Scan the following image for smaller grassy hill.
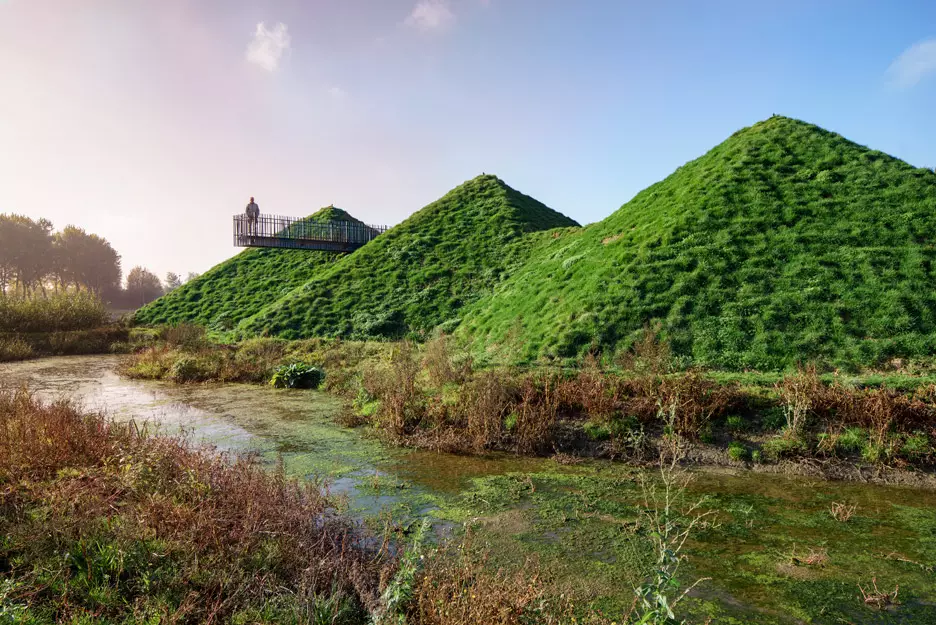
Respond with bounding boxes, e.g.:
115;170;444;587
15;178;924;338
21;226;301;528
458;116;936;370
134;207;363;331
237;175;579;339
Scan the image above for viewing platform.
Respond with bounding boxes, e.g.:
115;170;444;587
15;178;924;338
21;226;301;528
233;214;388;253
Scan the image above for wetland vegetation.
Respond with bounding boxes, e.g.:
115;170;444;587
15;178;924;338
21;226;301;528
3;359;935;624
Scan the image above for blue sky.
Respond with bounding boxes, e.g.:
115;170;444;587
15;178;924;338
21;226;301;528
1;0;934;279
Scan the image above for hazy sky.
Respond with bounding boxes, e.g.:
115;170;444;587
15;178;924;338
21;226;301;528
2;0;934;282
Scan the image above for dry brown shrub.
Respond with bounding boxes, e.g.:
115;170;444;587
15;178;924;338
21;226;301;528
158;322;207;350
513;373;561;454
363;341;426;439
460;370;516;451
830;501;857;523
623;370;738;439
0;389;391;620
859;577;900;609
409;538;567;625
615;322;672;375
561;352;620;419
775;366;830;436
422;333;472;387
834;387;930;445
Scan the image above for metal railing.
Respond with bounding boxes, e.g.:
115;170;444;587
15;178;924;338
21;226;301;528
233;214;388;252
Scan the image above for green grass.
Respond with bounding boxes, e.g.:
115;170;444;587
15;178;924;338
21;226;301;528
137;117;936;371
236;174;578;339
133;207;363;332
457;116;936;369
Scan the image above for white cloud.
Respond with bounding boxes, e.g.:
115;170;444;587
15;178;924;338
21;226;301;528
246;22;291;71
405;0;455;32
327;86;348;100
887;38;936;88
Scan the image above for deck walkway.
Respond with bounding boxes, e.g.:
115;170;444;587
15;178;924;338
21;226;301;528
233;214;388;253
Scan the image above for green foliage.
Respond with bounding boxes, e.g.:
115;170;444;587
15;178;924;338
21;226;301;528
374;519;431;624
836;427;866;453
169;356;202;383
0;336;33;362
0;292;108;332
900;431;932;461
458;116;936;369
727;441;747;461
134;207;360;331
762;435;808;460
239;175;578;340
270;363;325;389
760;407;787;431
137;177;578;344
725;415;745;434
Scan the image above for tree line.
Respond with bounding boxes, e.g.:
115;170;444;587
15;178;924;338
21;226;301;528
0;214;197;308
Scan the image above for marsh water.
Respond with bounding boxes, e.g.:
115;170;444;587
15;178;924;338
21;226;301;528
4;355;936;624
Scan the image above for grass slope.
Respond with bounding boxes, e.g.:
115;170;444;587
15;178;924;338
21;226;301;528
459;116;936;369
134;207;362;331
237;175;579;339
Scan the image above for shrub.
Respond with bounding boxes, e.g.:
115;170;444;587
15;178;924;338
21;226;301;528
405;534;561;625
422;333;472;387
459;370;515;451
727;441;747;461
837;427;866;453
762;436;808;460
0;336;33;362
760;406;787;431
0;390;389;622
725;414;745;434
862;441;885;464
158;322;208;351
776;366;823;438
169;356;203;383
363;342;425;438
270;363;326;389
646;370;739;439
0;292;107;333
900;431;932;462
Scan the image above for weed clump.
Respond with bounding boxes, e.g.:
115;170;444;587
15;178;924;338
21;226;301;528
271;363;326;389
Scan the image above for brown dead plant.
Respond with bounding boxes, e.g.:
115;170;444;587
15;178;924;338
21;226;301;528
830;501;857;523
859;577;899;609
422;333;472;387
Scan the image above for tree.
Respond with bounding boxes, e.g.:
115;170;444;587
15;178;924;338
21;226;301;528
165;272;182;291
126;266;164;306
185;272;201;283
0;214;54;294
53;226;122;295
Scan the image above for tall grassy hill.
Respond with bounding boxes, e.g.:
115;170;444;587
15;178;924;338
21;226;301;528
236;175;579;339
134;207;363;331
458;116;936;370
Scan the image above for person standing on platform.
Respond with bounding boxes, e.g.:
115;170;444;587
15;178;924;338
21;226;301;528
245;197;260;234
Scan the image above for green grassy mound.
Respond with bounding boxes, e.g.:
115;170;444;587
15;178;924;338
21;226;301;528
458;116;936;369
236;174;579;339
134;207;363;331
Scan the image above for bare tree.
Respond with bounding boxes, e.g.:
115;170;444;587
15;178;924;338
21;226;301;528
165;272;183;291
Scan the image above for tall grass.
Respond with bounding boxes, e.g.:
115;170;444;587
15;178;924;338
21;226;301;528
0;291;108;333
0;390;391;623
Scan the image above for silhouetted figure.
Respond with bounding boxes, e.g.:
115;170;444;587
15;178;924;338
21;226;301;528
245;197;260;234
